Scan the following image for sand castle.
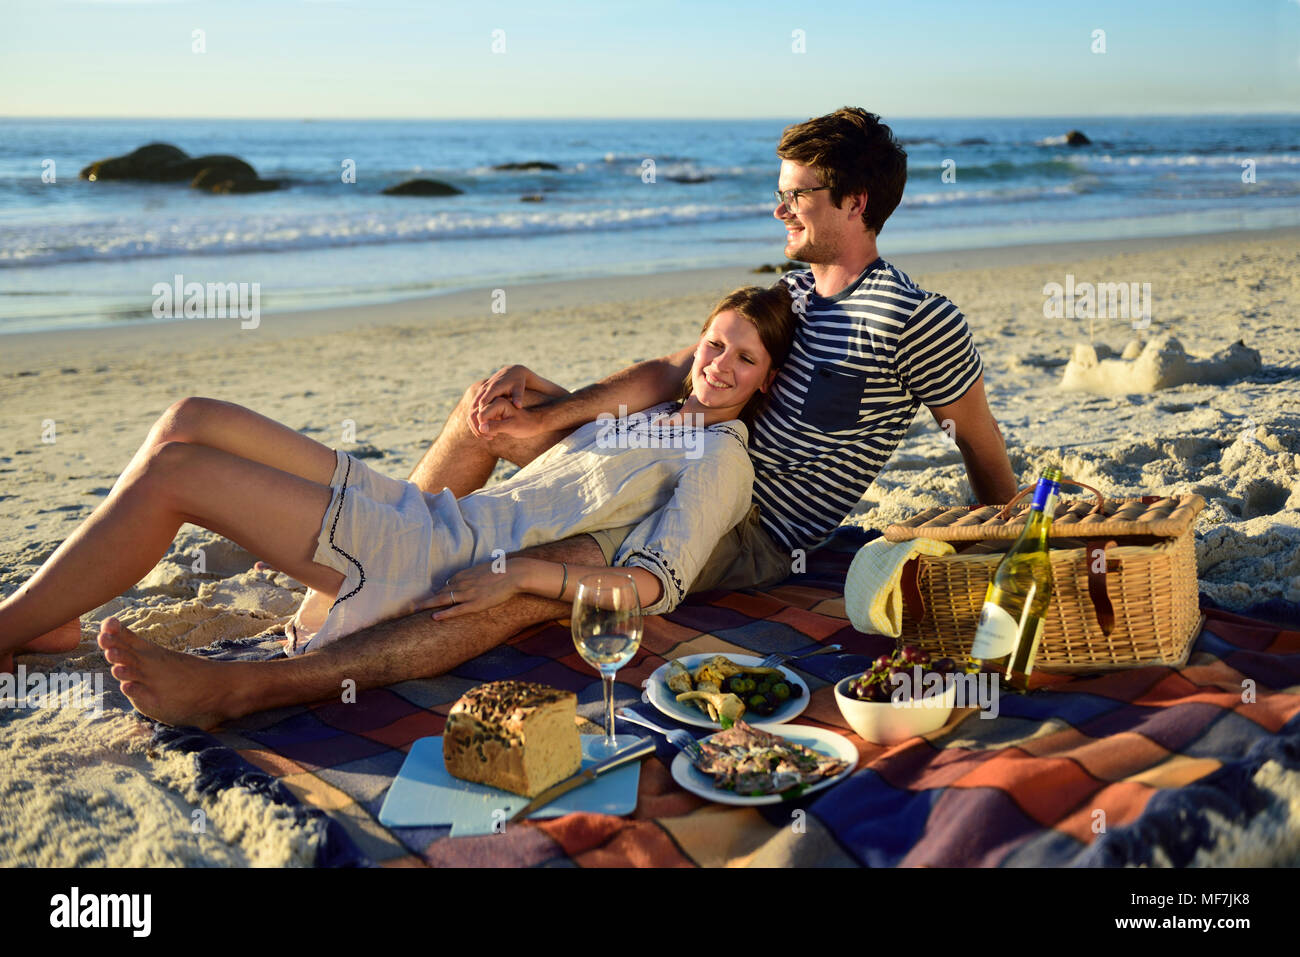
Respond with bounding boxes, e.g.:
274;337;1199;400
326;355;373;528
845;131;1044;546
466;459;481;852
1060;335;1262;394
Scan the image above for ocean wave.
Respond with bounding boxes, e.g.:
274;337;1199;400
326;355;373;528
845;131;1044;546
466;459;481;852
0;201;772;267
902;183;1090;207
0;179;1122;268
1086;153;1300;168
906;157;1083;180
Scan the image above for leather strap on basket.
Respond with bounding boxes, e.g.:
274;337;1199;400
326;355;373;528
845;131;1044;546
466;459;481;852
901;557;925;622
1084;538;1119;637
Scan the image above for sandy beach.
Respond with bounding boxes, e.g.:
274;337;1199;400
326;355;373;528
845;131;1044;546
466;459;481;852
2;226;1299;865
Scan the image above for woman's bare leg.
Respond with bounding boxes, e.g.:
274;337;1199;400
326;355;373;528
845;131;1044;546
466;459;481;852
11;397;339;659
115;396;338;493
0;441;344;653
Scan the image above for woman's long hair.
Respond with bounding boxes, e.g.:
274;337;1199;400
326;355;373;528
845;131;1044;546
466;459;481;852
677;284;797;429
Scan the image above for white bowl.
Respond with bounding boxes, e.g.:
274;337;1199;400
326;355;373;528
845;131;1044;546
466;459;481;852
834;673;957;746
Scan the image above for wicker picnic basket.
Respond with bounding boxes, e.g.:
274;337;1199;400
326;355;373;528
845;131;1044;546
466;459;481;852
882;479;1206;671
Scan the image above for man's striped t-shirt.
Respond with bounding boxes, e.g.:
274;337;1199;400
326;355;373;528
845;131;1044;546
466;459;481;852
748;257;984;553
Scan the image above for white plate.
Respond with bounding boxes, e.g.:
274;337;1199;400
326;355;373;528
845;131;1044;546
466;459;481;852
644;653;809;728
670;724;858;806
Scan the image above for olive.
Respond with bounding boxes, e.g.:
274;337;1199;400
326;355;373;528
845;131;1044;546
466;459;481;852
772;682;791;700
748;694;768;709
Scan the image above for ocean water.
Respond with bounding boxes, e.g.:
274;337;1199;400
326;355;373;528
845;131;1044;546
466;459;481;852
0;115;1297;334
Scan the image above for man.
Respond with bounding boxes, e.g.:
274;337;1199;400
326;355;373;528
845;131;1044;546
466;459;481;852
99;107;1016;729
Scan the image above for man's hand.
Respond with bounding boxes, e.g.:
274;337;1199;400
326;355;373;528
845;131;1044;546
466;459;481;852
472;396;548;440
465;346;691;445
421;560;529;620
469;365;532;437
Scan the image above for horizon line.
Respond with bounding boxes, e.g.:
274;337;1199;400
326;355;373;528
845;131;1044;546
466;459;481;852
3;110;1300;122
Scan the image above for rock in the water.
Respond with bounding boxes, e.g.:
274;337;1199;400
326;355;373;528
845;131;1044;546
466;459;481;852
492;161;559;171
81;144;280;192
164;155;258;183
204;175;282;194
189;159;281;193
1037;130;1093;147
80;142;188;181
1060;335;1262;393
752;260;808;273
520;194;544;202
382;178;463;196
665;173;713;183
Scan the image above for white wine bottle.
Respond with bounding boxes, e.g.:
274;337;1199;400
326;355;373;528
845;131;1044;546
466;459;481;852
970;467;1063;692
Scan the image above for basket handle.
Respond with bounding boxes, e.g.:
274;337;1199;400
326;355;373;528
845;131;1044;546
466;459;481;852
995;476;1105;522
996;478;1114;637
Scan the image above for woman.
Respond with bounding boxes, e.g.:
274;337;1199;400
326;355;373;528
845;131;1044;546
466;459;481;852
1;284;795;663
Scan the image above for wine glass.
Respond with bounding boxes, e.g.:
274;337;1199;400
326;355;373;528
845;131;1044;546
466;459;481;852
571;573;643;756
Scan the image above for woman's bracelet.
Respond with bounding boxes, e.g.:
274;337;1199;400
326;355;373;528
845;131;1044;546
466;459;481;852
557;562;568;600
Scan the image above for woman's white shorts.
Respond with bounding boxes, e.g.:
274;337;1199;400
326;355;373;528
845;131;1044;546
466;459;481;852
284;449;439;655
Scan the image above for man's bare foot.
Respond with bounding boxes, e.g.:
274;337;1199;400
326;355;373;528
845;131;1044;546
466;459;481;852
21;618;83;654
97;617;242;730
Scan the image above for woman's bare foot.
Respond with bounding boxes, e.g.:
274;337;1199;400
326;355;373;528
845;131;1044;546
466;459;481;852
97;617;244;730
1;620;82;672
21;619;83;654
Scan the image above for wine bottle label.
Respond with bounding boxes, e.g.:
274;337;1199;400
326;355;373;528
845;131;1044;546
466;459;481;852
971;601;1019;658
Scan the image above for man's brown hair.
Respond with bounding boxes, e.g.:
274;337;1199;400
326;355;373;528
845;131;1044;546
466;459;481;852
777;107;908;235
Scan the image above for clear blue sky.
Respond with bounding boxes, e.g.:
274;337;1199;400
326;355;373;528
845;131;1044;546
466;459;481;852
2;0;1297;118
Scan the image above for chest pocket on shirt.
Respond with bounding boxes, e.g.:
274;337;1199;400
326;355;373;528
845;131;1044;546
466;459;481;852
799;362;867;432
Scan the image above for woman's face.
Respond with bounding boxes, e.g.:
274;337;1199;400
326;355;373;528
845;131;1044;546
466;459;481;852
690;309;776;408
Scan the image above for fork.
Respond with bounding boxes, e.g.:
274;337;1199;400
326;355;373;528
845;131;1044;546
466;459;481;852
615;708;705;766
757;644;843;669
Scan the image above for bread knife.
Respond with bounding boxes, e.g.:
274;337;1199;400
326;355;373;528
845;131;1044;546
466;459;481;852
507;736;655;823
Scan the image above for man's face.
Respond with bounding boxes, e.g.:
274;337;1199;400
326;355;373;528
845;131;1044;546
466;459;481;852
773;159;860;264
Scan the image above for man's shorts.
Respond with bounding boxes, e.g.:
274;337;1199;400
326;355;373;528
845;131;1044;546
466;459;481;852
586;503;792;596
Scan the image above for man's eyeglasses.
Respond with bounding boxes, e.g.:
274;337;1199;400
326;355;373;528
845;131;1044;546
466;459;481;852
774;186;829;212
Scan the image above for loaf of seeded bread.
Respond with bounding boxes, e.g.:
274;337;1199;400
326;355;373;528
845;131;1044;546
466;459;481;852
443;680;583;797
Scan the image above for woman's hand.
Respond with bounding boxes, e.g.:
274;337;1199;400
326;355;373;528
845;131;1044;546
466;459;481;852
469;365;531;437
422;560;530;620
473;396;545;440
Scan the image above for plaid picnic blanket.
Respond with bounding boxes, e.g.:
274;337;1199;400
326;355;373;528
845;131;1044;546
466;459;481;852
151;528;1300;867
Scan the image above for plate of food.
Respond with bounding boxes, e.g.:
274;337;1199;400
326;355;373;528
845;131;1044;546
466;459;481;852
644;653;809;728
670;720;857;806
